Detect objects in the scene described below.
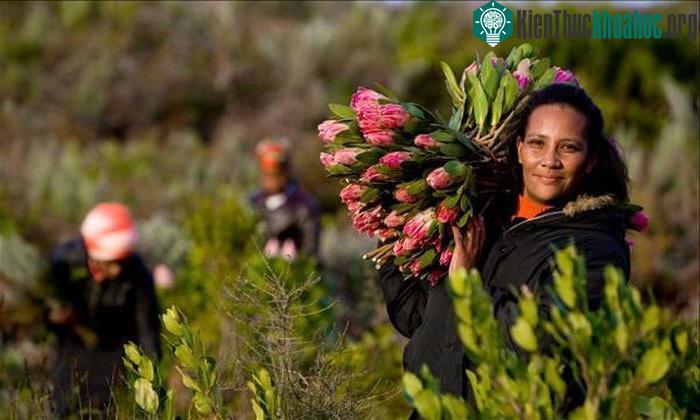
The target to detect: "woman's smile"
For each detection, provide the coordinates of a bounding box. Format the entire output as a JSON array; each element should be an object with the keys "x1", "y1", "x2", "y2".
[{"x1": 532, "y1": 173, "x2": 564, "y2": 185}]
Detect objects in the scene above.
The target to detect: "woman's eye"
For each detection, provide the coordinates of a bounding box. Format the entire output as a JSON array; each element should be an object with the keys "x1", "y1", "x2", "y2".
[
  {"x1": 560, "y1": 143, "x2": 580, "y2": 152},
  {"x1": 527, "y1": 138, "x2": 544, "y2": 147}
]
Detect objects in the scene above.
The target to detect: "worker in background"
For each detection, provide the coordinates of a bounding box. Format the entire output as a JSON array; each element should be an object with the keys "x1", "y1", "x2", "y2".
[
  {"x1": 47, "y1": 202, "x2": 161, "y2": 415},
  {"x1": 249, "y1": 139, "x2": 321, "y2": 262}
]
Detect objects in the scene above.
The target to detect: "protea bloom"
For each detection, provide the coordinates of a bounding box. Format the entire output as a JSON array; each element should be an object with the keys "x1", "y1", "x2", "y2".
[
  {"x1": 394, "y1": 187, "x2": 419, "y2": 203},
  {"x1": 554, "y1": 67, "x2": 579, "y2": 86},
  {"x1": 379, "y1": 151, "x2": 413, "y2": 170},
  {"x1": 351, "y1": 206, "x2": 383, "y2": 236},
  {"x1": 350, "y1": 87, "x2": 384, "y2": 112},
  {"x1": 333, "y1": 148, "x2": 362, "y2": 166},
  {"x1": 628, "y1": 211, "x2": 649, "y2": 233},
  {"x1": 319, "y1": 152, "x2": 335, "y2": 169},
  {"x1": 361, "y1": 165, "x2": 389, "y2": 182},
  {"x1": 414, "y1": 134, "x2": 439, "y2": 149},
  {"x1": 426, "y1": 167, "x2": 453, "y2": 190},
  {"x1": 428, "y1": 269, "x2": 445, "y2": 286},
  {"x1": 437, "y1": 201, "x2": 459, "y2": 224},
  {"x1": 317, "y1": 120, "x2": 349, "y2": 144},
  {"x1": 403, "y1": 209, "x2": 437, "y2": 244},
  {"x1": 363, "y1": 129, "x2": 395, "y2": 146},
  {"x1": 439, "y1": 248, "x2": 453, "y2": 266},
  {"x1": 339, "y1": 184, "x2": 365, "y2": 204},
  {"x1": 384, "y1": 210, "x2": 407, "y2": 228}
]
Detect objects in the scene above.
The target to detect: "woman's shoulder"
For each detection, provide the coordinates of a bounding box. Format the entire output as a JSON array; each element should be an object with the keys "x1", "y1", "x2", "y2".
[{"x1": 520, "y1": 194, "x2": 629, "y2": 238}]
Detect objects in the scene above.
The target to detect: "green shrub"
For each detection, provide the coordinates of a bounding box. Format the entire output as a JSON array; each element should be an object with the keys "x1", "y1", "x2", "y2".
[{"x1": 404, "y1": 244, "x2": 699, "y2": 419}]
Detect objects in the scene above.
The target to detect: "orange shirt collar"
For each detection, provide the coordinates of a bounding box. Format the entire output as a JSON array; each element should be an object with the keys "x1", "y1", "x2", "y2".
[{"x1": 513, "y1": 195, "x2": 554, "y2": 220}]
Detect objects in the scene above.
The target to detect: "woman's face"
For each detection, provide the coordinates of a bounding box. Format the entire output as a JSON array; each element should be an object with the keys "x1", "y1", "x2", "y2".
[{"x1": 517, "y1": 104, "x2": 594, "y2": 205}]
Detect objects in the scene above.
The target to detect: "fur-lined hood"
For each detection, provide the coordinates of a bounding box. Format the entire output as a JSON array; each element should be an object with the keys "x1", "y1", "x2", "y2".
[{"x1": 562, "y1": 194, "x2": 617, "y2": 217}]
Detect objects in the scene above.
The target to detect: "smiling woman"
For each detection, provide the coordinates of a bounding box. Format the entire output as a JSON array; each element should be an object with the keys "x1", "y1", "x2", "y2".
[
  {"x1": 380, "y1": 83, "x2": 639, "y2": 416},
  {"x1": 458, "y1": 83, "x2": 634, "y2": 409}
]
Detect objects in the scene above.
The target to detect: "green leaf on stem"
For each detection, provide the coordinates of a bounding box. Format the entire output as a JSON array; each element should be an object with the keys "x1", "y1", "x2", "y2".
[
  {"x1": 469, "y1": 81, "x2": 489, "y2": 130},
  {"x1": 440, "y1": 143, "x2": 468, "y2": 158},
  {"x1": 491, "y1": 86, "x2": 504, "y2": 128},
  {"x1": 329, "y1": 103, "x2": 355, "y2": 120},
  {"x1": 373, "y1": 82, "x2": 400, "y2": 102},
  {"x1": 530, "y1": 57, "x2": 551, "y2": 80},
  {"x1": 533, "y1": 67, "x2": 556, "y2": 90},
  {"x1": 441, "y1": 61, "x2": 465, "y2": 108},
  {"x1": 431, "y1": 130, "x2": 456, "y2": 143},
  {"x1": 480, "y1": 56, "x2": 499, "y2": 102}
]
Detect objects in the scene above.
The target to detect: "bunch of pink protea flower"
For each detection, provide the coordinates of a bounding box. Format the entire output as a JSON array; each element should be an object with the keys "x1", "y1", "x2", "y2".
[{"x1": 318, "y1": 44, "x2": 580, "y2": 285}]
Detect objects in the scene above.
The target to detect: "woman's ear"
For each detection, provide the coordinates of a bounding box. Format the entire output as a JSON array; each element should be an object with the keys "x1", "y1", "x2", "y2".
[{"x1": 516, "y1": 136, "x2": 523, "y2": 164}]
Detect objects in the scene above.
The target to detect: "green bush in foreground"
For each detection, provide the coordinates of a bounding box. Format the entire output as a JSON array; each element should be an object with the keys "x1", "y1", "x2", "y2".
[
  {"x1": 404, "y1": 244, "x2": 699, "y2": 420},
  {"x1": 124, "y1": 306, "x2": 224, "y2": 419}
]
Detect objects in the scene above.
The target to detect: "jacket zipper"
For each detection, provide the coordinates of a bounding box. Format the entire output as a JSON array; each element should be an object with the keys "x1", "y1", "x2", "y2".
[{"x1": 502, "y1": 210, "x2": 565, "y2": 236}]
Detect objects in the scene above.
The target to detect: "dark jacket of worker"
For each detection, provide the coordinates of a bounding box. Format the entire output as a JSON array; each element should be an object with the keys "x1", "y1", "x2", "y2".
[
  {"x1": 380, "y1": 194, "x2": 630, "y2": 407},
  {"x1": 249, "y1": 180, "x2": 321, "y2": 259},
  {"x1": 48, "y1": 237, "x2": 161, "y2": 412}
]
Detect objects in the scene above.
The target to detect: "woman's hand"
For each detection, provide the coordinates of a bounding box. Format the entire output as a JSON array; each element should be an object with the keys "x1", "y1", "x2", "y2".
[{"x1": 449, "y1": 216, "x2": 486, "y2": 278}]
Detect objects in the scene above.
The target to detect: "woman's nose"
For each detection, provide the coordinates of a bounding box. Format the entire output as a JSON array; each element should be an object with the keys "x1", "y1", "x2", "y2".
[{"x1": 540, "y1": 146, "x2": 563, "y2": 168}]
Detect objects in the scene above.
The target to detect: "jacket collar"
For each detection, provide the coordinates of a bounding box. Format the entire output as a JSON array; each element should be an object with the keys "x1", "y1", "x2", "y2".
[{"x1": 505, "y1": 193, "x2": 621, "y2": 236}]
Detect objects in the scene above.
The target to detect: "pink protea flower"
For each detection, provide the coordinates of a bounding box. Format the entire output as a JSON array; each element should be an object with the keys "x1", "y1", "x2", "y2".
[
  {"x1": 379, "y1": 104, "x2": 409, "y2": 129},
  {"x1": 347, "y1": 201, "x2": 364, "y2": 215},
  {"x1": 364, "y1": 129, "x2": 395, "y2": 146},
  {"x1": 361, "y1": 165, "x2": 388, "y2": 182},
  {"x1": 317, "y1": 120, "x2": 349, "y2": 144},
  {"x1": 437, "y1": 201, "x2": 459, "y2": 224},
  {"x1": 402, "y1": 237, "x2": 420, "y2": 251},
  {"x1": 378, "y1": 228, "x2": 399, "y2": 241},
  {"x1": 394, "y1": 187, "x2": 419, "y2": 203},
  {"x1": 512, "y1": 58, "x2": 532, "y2": 90},
  {"x1": 512, "y1": 71, "x2": 532, "y2": 90},
  {"x1": 358, "y1": 103, "x2": 409, "y2": 130},
  {"x1": 414, "y1": 134, "x2": 439, "y2": 149},
  {"x1": 351, "y1": 206, "x2": 383, "y2": 236},
  {"x1": 410, "y1": 259, "x2": 422, "y2": 275},
  {"x1": 379, "y1": 151, "x2": 413, "y2": 170},
  {"x1": 628, "y1": 211, "x2": 649, "y2": 233},
  {"x1": 403, "y1": 209, "x2": 436, "y2": 243},
  {"x1": 394, "y1": 237, "x2": 420, "y2": 257},
  {"x1": 554, "y1": 67, "x2": 579, "y2": 86},
  {"x1": 339, "y1": 184, "x2": 364, "y2": 204},
  {"x1": 426, "y1": 167, "x2": 453, "y2": 190},
  {"x1": 319, "y1": 152, "x2": 335, "y2": 169},
  {"x1": 428, "y1": 269, "x2": 445, "y2": 287},
  {"x1": 393, "y1": 240, "x2": 406, "y2": 256},
  {"x1": 350, "y1": 87, "x2": 384, "y2": 112},
  {"x1": 333, "y1": 148, "x2": 362, "y2": 166},
  {"x1": 439, "y1": 248, "x2": 453, "y2": 266},
  {"x1": 384, "y1": 210, "x2": 406, "y2": 228},
  {"x1": 465, "y1": 61, "x2": 480, "y2": 76}
]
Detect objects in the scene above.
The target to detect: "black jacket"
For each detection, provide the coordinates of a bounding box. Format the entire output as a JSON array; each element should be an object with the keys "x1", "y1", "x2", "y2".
[
  {"x1": 380, "y1": 194, "x2": 630, "y2": 400},
  {"x1": 49, "y1": 237, "x2": 161, "y2": 357}
]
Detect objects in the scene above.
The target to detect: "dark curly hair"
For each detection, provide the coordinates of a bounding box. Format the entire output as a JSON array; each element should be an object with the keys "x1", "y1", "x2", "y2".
[{"x1": 505, "y1": 83, "x2": 630, "y2": 204}]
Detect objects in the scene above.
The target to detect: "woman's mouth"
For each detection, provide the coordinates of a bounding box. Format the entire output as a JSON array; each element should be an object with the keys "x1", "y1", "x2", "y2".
[{"x1": 534, "y1": 174, "x2": 563, "y2": 185}]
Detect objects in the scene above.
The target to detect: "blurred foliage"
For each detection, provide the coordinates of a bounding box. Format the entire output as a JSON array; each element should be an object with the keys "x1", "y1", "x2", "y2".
[{"x1": 404, "y1": 245, "x2": 699, "y2": 419}]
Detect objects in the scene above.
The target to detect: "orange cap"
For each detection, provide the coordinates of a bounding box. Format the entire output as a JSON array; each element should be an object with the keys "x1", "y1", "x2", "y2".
[
  {"x1": 80, "y1": 203, "x2": 137, "y2": 261},
  {"x1": 256, "y1": 139, "x2": 290, "y2": 174}
]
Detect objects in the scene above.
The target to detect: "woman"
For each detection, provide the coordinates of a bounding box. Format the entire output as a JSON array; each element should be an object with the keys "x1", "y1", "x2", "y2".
[{"x1": 380, "y1": 83, "x2": 632, "y2": 410}]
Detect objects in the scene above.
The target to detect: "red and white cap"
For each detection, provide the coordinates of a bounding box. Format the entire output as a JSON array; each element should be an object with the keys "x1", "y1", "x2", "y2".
[{"x1": 80, "y1": 202, "x2": 137, "y2": 261}]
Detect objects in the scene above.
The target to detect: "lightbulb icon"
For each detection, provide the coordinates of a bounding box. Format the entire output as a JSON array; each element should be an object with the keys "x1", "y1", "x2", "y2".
[{"x1": 476, "y1": 2, "x2": 511, "y2": 47}]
